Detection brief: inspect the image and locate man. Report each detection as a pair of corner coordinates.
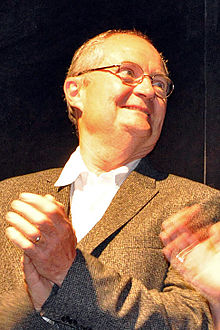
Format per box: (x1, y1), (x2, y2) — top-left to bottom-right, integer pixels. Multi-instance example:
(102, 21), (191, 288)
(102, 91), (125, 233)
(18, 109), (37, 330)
(0, 29), (219, 329)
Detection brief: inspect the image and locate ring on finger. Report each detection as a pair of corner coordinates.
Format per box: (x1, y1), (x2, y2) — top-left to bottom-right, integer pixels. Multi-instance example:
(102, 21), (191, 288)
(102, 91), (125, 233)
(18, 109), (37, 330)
(33, 235), (41, 245)
(176, 241), (199, 263)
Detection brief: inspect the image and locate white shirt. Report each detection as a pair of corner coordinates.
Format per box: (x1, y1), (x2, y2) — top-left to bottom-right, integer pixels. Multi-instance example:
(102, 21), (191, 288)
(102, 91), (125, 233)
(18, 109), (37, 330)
(55, 147), (140, 242)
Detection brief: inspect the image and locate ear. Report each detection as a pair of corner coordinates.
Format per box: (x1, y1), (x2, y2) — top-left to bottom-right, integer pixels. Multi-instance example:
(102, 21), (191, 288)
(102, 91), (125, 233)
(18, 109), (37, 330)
(64, 78), (82, 108)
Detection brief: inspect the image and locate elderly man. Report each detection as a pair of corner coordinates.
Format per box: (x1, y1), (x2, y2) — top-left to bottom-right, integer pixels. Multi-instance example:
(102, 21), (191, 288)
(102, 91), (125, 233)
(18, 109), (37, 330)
(0, 29), (219, 329)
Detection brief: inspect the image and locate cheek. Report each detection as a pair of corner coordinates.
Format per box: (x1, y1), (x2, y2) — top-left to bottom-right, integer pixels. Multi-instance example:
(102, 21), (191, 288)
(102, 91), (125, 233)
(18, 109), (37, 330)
(155, 100), (167, 122)
(82, 77), (133, 127)
(81, 92), (116, 132)
(115, 86), (133, 107)
(151, 102), (167, 135)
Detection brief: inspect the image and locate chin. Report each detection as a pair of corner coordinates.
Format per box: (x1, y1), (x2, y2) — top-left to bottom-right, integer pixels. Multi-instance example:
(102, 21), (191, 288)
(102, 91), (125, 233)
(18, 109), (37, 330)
(124, 118), (152, 132)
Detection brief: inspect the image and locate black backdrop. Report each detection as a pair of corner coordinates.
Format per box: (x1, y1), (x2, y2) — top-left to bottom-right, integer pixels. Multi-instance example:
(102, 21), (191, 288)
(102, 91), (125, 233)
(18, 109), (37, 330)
(1, 0), (219, 189)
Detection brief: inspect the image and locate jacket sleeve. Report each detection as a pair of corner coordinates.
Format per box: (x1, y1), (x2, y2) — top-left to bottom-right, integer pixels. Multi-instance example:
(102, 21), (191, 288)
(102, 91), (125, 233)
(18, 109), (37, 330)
(15, 249), (213, 330)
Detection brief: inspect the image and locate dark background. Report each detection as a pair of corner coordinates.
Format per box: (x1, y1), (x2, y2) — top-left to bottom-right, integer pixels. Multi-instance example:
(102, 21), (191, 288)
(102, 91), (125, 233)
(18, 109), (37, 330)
(1, 0), (219, 189)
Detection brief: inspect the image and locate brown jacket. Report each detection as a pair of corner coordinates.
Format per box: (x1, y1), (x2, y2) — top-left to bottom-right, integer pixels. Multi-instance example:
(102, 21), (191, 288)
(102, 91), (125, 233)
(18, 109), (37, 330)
(0, 159), (219, 329)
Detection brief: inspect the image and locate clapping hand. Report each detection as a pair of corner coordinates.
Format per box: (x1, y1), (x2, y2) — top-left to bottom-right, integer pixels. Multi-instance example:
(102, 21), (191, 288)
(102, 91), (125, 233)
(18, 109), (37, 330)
(160, 204), (220, 304)
(6, 193), (77, 310)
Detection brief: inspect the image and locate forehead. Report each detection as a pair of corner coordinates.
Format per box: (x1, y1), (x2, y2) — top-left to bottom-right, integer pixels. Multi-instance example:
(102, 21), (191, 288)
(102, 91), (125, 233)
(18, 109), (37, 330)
(99, 34), (164, 73)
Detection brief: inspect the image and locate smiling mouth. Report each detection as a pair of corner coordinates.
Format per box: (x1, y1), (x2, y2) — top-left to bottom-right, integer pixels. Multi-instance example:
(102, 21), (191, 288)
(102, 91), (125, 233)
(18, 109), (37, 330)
(122, 105), (151, 116)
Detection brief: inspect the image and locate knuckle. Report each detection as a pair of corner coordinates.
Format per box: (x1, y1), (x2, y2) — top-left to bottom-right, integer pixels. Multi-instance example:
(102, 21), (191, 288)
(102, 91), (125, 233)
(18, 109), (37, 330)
(46, 203), (59, 216)
(37, 214), (49, 225)
(23, 243), (35, 254)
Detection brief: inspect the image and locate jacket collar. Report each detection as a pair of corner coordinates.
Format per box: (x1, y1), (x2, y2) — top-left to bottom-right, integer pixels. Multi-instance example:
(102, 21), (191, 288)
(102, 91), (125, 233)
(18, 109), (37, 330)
(77, 158), (165, 253)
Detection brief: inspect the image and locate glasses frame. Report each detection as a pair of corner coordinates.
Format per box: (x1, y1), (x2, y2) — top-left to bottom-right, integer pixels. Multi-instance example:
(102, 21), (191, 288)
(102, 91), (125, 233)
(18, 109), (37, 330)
(75, 61), (174, 99)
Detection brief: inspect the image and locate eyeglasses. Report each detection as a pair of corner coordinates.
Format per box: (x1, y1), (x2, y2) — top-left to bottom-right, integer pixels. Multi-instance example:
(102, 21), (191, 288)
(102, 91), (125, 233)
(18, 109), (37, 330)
(75, 61), (174, 99)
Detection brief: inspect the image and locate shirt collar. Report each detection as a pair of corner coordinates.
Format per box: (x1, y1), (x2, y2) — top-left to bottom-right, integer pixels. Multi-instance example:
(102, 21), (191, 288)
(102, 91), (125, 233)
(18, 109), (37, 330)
(55, 146), (140, 187)
(55, 147), (86, 187)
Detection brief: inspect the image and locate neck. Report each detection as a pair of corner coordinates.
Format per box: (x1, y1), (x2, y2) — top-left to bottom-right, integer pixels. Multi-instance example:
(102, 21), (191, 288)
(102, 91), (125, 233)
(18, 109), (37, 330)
(79, 132), (151, 175)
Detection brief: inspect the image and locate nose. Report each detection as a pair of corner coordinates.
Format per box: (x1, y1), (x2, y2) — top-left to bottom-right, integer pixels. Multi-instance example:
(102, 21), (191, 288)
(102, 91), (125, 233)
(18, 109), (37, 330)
(133, 76), (155, 99)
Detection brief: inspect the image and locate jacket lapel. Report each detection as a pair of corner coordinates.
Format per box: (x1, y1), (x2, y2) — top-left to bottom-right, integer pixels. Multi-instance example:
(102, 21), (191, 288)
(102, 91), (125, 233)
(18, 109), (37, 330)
(43, 170), (71, 216)
(55, 185), (71, 216)
(78, 168), (159, 253)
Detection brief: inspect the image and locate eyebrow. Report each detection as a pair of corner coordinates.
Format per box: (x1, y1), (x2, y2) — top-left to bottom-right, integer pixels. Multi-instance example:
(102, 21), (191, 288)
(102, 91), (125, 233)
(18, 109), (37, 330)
(151, 71), (169, 76)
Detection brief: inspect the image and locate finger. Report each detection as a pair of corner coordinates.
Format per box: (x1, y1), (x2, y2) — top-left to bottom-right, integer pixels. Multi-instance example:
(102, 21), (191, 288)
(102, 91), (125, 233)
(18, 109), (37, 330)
(159, 231), (171, 245)
(45, 194), (65, 211)
(10, 199), (57, 235)
(11, 199), (47, 225)
(161, 204), (201, 242)
(44, 194), (55, 201)
(193, 224), (211, 242)
(209, 223), (220, 240)
(161, 206), (190, 230)
(160, 223), (191, 246)
(20, 193), (66, 218)
(6, 211), (41, 242)
(21, 254), (33, 278)
(22, 254), (31, 267)
(22, 254), (53, 311)
(6, 226), (36, 251)
(162, 204), (201, 230)
(208, 224), (220, 253)
(22, 254), (40, 284)
(162, 231), (197, 261)
(19, 193), (68, 227)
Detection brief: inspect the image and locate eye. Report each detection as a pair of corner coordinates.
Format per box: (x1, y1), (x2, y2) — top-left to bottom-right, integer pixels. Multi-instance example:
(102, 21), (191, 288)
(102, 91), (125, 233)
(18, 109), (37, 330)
(152, 75), (168, 91)
(118, 66), (136, 78)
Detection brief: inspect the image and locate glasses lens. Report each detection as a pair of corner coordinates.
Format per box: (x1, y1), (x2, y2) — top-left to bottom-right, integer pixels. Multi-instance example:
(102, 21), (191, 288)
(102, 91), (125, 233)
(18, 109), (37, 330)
(117, 62), (142, 85)
(116, 62), (173, 98)
(152, 75), (172, 98)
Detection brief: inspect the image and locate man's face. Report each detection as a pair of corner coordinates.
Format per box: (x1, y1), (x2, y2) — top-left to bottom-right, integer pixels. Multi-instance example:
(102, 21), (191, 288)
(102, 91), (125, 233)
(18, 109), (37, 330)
(77, 34), (167, 157)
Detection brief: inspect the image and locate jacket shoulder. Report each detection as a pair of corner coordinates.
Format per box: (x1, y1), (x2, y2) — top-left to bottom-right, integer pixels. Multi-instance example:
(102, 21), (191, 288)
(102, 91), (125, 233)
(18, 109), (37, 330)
(0, 168), (64, 218)
(0, 168), (62, 193)
(158, 173), (219, 204)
